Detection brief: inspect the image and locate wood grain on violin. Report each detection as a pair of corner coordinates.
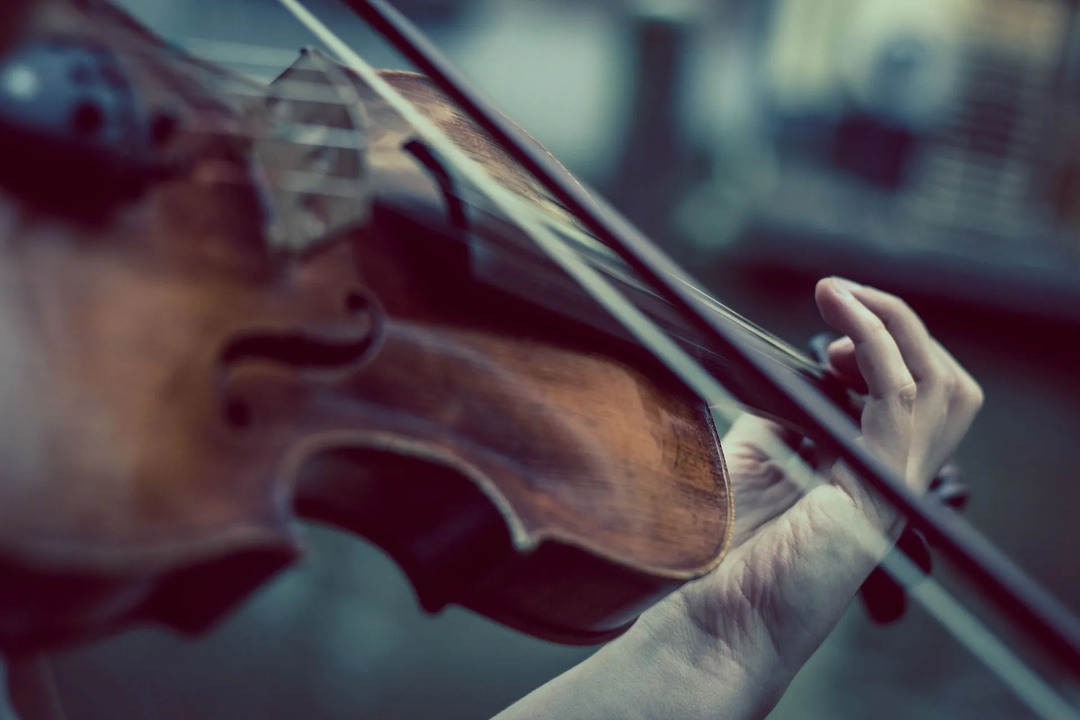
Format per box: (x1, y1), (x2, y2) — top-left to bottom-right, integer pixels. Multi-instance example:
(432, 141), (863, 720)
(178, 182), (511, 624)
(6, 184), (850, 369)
(0, 0), (732, 654)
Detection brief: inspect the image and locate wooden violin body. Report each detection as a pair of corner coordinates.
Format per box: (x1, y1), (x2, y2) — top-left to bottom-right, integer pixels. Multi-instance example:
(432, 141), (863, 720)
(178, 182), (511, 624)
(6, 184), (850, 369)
(0, 0), (732, 654)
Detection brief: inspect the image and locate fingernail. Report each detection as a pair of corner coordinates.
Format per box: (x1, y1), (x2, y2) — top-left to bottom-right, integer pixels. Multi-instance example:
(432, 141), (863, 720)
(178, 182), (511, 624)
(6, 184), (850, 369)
(831, 277), (861, 299)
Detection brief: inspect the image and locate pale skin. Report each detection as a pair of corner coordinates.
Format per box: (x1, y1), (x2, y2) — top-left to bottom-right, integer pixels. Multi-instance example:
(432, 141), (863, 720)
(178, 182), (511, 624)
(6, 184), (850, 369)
(496, 276), (984, 720)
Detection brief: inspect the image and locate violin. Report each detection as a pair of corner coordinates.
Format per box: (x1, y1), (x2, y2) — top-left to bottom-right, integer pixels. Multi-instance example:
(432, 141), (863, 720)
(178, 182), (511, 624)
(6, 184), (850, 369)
(0, 0), (726, 651)
(0, 0), (1076, 711)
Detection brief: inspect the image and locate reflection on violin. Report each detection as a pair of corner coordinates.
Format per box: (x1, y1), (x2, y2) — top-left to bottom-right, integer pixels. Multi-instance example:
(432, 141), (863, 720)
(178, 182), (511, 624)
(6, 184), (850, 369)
(0, 1), (1074, 719)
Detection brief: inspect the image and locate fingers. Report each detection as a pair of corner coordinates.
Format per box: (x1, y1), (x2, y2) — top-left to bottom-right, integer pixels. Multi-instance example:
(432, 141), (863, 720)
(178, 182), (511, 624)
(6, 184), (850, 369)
(819, 279), (984, 428)
(840, 283), (940, 385)
(818, 279), (976, 398)
(824, 302), (983, 424)
(815, 278), (914, 402)
(814, 277), (984, 490)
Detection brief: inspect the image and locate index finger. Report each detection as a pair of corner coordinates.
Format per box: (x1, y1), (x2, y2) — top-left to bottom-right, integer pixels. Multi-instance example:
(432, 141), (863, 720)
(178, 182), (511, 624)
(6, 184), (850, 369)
(815, 278), (914, 401)
(846, 284), (942, 386)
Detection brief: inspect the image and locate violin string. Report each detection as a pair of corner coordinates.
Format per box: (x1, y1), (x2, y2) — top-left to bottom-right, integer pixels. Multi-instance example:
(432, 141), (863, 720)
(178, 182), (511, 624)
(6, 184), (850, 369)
(148, 56), (819, 365)
(187, 161), (820, 375)
(184, 149), (821, 374)
(96, 25), (830, 370)
(201, 113), (817, 364)
(535, 205), (820, 365)
(274, 1), (1079, 716)
(113, 32), (840, 368)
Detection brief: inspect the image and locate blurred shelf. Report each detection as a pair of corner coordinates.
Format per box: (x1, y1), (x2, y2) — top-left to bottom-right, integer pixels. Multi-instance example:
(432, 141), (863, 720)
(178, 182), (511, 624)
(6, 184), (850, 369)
(731, 172), (1080, 328)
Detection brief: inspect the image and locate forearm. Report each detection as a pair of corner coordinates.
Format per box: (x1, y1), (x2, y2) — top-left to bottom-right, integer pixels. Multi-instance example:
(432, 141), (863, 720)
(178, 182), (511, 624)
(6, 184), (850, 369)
(493, 601), (783, 720)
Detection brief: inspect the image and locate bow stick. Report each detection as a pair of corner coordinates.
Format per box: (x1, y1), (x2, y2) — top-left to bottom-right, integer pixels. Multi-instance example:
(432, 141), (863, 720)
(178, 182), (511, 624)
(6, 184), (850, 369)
(305, 0), (1080, 677)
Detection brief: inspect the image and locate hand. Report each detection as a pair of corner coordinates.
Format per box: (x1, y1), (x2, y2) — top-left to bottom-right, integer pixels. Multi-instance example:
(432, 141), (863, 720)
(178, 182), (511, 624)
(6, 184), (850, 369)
(715, 276), (984, 544)
(643, 277), (984, 716)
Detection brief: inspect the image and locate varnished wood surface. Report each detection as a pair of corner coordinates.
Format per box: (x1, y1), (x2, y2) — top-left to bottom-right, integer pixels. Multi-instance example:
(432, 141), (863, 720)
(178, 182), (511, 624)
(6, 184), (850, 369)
(0, 0), (733, 652)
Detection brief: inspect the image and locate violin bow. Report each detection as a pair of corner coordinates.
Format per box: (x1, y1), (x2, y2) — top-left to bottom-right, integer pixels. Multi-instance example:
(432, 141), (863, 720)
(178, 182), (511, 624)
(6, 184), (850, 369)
(335, 0), (1080, 671)
(287, 0), (1080, 688)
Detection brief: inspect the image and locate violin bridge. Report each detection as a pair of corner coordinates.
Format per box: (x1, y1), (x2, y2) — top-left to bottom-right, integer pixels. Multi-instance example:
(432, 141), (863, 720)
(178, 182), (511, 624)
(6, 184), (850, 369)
(254, 47), (374, 253)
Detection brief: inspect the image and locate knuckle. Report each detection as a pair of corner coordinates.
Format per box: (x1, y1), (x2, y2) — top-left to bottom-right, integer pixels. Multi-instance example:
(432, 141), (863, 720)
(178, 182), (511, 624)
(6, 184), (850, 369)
(865, 316), (890, 339)
(896, 380), (918, 411)
(940, 371), (959, 397)
(918, 359), (951, 389)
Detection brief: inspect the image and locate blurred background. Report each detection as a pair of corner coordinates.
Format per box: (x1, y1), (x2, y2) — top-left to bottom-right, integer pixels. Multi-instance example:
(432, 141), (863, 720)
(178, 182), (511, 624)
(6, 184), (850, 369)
(40, 0), (1080, 717)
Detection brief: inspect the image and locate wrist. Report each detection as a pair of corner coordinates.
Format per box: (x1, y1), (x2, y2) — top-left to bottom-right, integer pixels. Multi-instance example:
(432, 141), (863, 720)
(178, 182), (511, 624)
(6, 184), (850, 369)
(627, 596), (792, 720)
(494, 599), (782, 720)
(646, 488), (893, 716)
